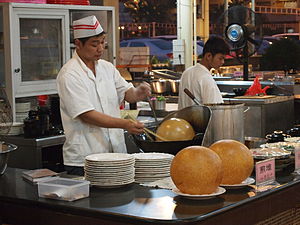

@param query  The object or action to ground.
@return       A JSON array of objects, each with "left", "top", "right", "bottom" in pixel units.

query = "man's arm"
[{"left": 78, "top": 110, "right": 144, "bottom": 134}]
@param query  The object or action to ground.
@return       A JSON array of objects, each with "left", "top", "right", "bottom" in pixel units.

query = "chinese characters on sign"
[
  {"left": 294, "top": 147, "right": 300, "bottom": 173},
  {"left": 255, "top": 158, "right": 275, "bottom": 185}
]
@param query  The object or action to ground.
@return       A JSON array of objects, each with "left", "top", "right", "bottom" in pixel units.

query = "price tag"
[
  {"left": 255, "top": 158, "right": 275, "bottom": 185},
  {"left": 253, "top": 72, "right": 263, "bottom": 78},
  {"left": 294, "top": 146, "right": 300, "bottom": 173},
  {"left": 233, "top": 71, "right": 243, "bottom": 77}
]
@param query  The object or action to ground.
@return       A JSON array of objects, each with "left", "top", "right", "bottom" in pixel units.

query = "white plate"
[
  {"left": 221, "top": 177, "right": 255, "bottom": 189},
  {"left": 133, "top": 152, "right": 174, "bottom": 160},
  {"left": 92, "top": 181, "right": 134, "bottom": 188},
  {"left": 85, "top": 162, "right": 134, "bottom": 167},
  {"left": 172, "top": 187, "right": 226, "bottom": 200},
  {"left": 260, "top": 142, "right": 299, "bottom": 152},
  {"left": 89, "top": 178, "right": 134, "bottom": 186},
  {"left": 285, "top": 137, "right": 300, "bottom": 143},
  {"left": 135, "top": 163, "right": 171, "bottom": 168},
  {"left": 85, "top": 153, "right": 134, "bottom": 162},
  {"left": 250, "top": 148, "right": 291, "bottom": 159}
]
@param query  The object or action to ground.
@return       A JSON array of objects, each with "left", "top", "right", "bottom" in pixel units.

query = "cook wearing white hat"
[
  {"left": 73, "top": 15, "right": 104, "bottom": 39},
  {"left": 57, "top": 14, "right": 151, "bottom": 176}
]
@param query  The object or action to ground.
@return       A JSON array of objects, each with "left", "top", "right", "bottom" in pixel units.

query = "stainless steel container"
[
  {"left": 202, "top": 103, "right": 245, "bottom": 146},
  {"left": 169, "top": 80, "right": 180, "bottom": 94},
  {"left": 150, "top": 79, "right": 168, "bottom": 94},
  {"left": 244, "top": 137, "right": 267, "bottom": 149},
  {"left": 150, "top": 99, "right": 166, "bottom": 110}
]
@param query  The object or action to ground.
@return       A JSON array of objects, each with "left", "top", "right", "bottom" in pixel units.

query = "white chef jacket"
[
  {"left": 56, "top": 51, "right": 133, "bottom": 167},
  {"left": 178, "top": 63, "right": 223, "bottom": 109}
]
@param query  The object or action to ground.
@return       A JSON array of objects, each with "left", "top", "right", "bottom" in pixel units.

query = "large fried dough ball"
[
  {"left": 156, "top": 118, "right": 195, "bottom": 141},
  {"left": 209, "top": 139, "right": 254, "bottom": 185},
  {"left": 170, "top": 146, "right": 223, "bottom": 195}
]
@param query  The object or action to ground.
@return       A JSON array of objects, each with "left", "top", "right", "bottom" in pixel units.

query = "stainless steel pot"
[
  {"left": 202, "top": 103, "right": 245, "bottom": 146},
  {"left": 169, "top": 80, "right": 180, "bottom": 94},
  {"left": 150, "top": 79, "right": 168, "bottom": 94},
  {"left": 150, "top": 99, "right": 166, "bottom": 110},
  {"left": 244, "top": 137, "right": 267, "bottom": 149}
]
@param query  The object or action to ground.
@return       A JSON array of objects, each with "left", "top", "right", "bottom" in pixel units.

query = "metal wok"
[{"left": 131, "top": 105, "right": 211, "bottom": 155}]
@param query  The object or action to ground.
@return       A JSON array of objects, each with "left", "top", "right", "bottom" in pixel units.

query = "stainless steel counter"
[
  {"left": 1, "top": 135, "right": 65, "bottom": 171},
  {"left": 223, "top": 95, "right": 294, "bottom": 104},
  {"left": 224, "top": 96, "right": 294, "bottom": 138},
  {"left": 1, "top": 135, "right": 65, "bottom": 147},
  {"left": 216, "top": 80, "right": 294, "bottom": 96}
]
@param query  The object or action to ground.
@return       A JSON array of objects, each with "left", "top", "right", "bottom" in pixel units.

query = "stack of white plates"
[
  {"left": 16, "top": 102, "right": 31, "bottom": 122},
  {"left": 133, "top": 152, "right": 174, "bottom": 183},
  {"left": 84, "top": 153, "right": 135, "bottom": 188}
]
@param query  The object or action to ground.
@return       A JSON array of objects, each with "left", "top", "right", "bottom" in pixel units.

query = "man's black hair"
[
  {"left": 202, "top": 36, "right": 230, "bottom": 57},
  {"left": 77, "top": 31, "right": 105, "bottom": 45}
]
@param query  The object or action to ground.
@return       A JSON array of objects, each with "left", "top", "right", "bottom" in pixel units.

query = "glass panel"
[
  {"left": 19, "top": 18, "right": 62, "bottom": 82},
  {"left": 0, "top": 7, "right": 4, "bottom": 87}
]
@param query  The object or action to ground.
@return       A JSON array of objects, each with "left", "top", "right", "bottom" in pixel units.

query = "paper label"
[
  {"left": 294, "top": 147, "right": 300, "bottom": 172},
  {"left": 255, "top": 158, "right": 275, "bottom": 185},
  {"left": 233, "top": 71, "right": 243, "bottom": 77},
  {"left": 253, "top": 72, "right": 263, "bottom": 78}
]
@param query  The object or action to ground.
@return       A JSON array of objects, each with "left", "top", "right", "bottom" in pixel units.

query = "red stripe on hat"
[{"left": 73, "top": 21, "right": 99, "bottom": 30}]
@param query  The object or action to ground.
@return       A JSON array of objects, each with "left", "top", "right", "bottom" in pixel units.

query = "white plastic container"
[{"left": 38, "top": 177, "right": 90, "bottom": 201}]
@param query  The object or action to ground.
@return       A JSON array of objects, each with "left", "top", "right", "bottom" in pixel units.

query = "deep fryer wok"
[
  {"left": 132, "top": 127, "right": 204, "bottom": 155},
  {"left": 131, "top": 105, "right": 211, "bottom": 155}
]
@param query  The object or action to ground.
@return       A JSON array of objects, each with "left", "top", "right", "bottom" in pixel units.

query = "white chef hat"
[{"left": 73, "top": 15, "right": 104, "bottom": 39}]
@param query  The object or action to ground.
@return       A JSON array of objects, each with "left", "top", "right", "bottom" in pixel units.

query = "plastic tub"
[{"left": 38, "top": 177, "right": 90, "bottom": 201}]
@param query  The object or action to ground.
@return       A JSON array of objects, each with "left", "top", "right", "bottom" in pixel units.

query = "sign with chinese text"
[
  {"left": 255, "top": 158, "right": 275, "bottom": 185},
  {"left": 294, "top": 146, "right": 300, "bottom": 173},
  {"left": 233, "top": 71, "right": 243, "bottom": 77}
]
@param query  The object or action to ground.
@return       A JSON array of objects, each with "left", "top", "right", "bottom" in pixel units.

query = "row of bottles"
[{"left": 23, "top": 95, "right": 63, "bottom": 138}]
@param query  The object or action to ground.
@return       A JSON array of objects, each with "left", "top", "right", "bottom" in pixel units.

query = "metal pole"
[
  {"left": 251, "top": 0, "right": 255, "bottom": 11},
  {"left": 193, "top": 0, "right": 197, "bottom": 65},
  {"left": 177, "top": 0, "right": 193, "bottom": 68},
  {"left": 152, "top": 22, "right": 156, "bottom": 37},
  {"left": 224, "top": 0, "right": 228, "bottom": 26},
  {"left": 243, "top": 45, "right": 249, "bottom": 81}
]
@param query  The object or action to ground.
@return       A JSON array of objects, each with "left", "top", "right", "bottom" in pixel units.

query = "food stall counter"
[{"left": 1, "top": 168, "right": 300, "bottom": 225}]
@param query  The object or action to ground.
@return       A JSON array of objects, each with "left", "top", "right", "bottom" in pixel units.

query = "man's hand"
[
  {"left": 124, "top": 120, "right": 144, "bottom": 135},
  {"left": 125, "top": 82, "right": 151, "bottom": 103},
  {"left": 136, "top": 82, "right": 151, "bottom": 101}
]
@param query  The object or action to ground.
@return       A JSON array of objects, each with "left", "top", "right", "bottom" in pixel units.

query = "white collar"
[
  {"left": 197, "top": 63, "right": 211, "bottom": 74},
  {"left": 73, "top": 51, "right": 99, "bottom": 80}
]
